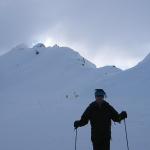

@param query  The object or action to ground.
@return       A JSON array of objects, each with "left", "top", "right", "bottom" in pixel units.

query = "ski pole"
[
  {"left": 124, "top": 119, "right": 130, "bottom": 150},
  {"left": 75, "top": 128, "right": 78, "bottom": 150}
]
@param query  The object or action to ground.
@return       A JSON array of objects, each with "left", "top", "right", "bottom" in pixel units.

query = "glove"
[
  {"left": 74, "top": 120, "right": 80, "bottom": 129},
  {"left": 120, "top": 111, "right": 127, "bottom": 120}
]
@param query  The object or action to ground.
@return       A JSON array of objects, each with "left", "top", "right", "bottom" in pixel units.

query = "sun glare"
[{"left": 43, "top": 37, "right": 56, "bottom": 47}]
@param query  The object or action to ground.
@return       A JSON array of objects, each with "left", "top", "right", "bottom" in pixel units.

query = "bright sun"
[{"left": 43, "top": 37, "right": 56, "bottom": 47}]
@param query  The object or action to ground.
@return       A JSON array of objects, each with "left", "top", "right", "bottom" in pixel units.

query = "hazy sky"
[{"left": 0, "top": 0, "right": 150, "bottom": 69}]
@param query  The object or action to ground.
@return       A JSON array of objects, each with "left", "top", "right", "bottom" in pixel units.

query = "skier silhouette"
[{"left": 74, "top": 89, "right": 127, "bottom": 150}]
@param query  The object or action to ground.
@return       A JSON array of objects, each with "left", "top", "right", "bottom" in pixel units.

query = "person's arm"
[
  {"left": 107, "top": 103, "right": 127, "bottom": 123},
  {"left": 74, "top": 105, "right": 91, "bottom": 128}
]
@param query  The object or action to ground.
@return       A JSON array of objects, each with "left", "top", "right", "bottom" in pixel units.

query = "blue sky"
[{"left": 0, "top": 0, "right": 150, "bottom": 69}]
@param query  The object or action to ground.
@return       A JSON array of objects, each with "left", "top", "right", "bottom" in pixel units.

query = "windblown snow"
[{"left": 0, "top": 44, "right": 149, "bottom": 150}]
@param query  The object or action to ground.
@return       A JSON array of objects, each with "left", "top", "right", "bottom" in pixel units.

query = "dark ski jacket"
[{"left": 77, "top": 100, "right": 122, "bottom": 142}]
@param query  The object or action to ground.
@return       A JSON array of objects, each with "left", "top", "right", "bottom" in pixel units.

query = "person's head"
[{"left": 95, "top": 89, "right": 106, "bottom": 101}]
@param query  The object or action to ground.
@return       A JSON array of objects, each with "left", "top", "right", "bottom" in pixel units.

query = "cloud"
[{"left": 0, "top": 0, "right": 150, "bottom": 69}]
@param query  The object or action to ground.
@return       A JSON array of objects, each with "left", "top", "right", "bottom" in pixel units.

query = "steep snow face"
[
  {"left": 96, "top": 52, "right": 150, "bottom": 101},
  {"left": 1, "top": 44, "right": 149, "bottom": 150},
  {"left": 136, "top": 52, "right": 150, "bottom": 68},
  {"left": 0, "top": 45, "right": 95, "bottom": 90}
]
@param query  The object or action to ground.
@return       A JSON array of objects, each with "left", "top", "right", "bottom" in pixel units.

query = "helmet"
[{"left": 95, "top": 89, "right": 106, "bottom": 97}]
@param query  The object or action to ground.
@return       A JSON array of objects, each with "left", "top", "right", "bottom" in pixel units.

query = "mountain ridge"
[{"left": 0, "top": 43, "right": 150, "bottom": 150}]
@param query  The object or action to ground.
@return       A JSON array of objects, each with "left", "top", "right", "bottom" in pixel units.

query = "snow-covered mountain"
[{"left": 0, "top": 43, "right": 149, "bottom": 150}]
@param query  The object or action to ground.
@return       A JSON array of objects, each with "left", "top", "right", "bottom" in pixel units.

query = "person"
[{"left": 74, "top": 89, "right": 127, "bottom": 150}]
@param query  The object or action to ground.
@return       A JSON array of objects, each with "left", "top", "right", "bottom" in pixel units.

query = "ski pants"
[{"left": 92, "top": 139, "right": 110, "bottom": 150}]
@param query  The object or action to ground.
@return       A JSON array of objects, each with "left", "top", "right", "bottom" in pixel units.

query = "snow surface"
[{"left": 0, "top": 44, "right": 149, "bottom": 150}]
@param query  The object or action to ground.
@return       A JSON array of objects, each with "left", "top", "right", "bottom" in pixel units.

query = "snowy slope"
[{"left": 0, "top": 44, "right": 149, "bottom": 150}]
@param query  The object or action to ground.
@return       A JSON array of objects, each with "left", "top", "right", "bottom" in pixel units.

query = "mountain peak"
[
  {"left": 136, "top": 52, "right": 150, "bottom": 68},
  {"left": 53, "top": 44, "right": 59, "bottom": 48},
  {"left": 140, "top": 53, "right": 150, "bottom": 64},
  {"left": 33, "top": 43, "right": 46, "bottom": 49}
]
